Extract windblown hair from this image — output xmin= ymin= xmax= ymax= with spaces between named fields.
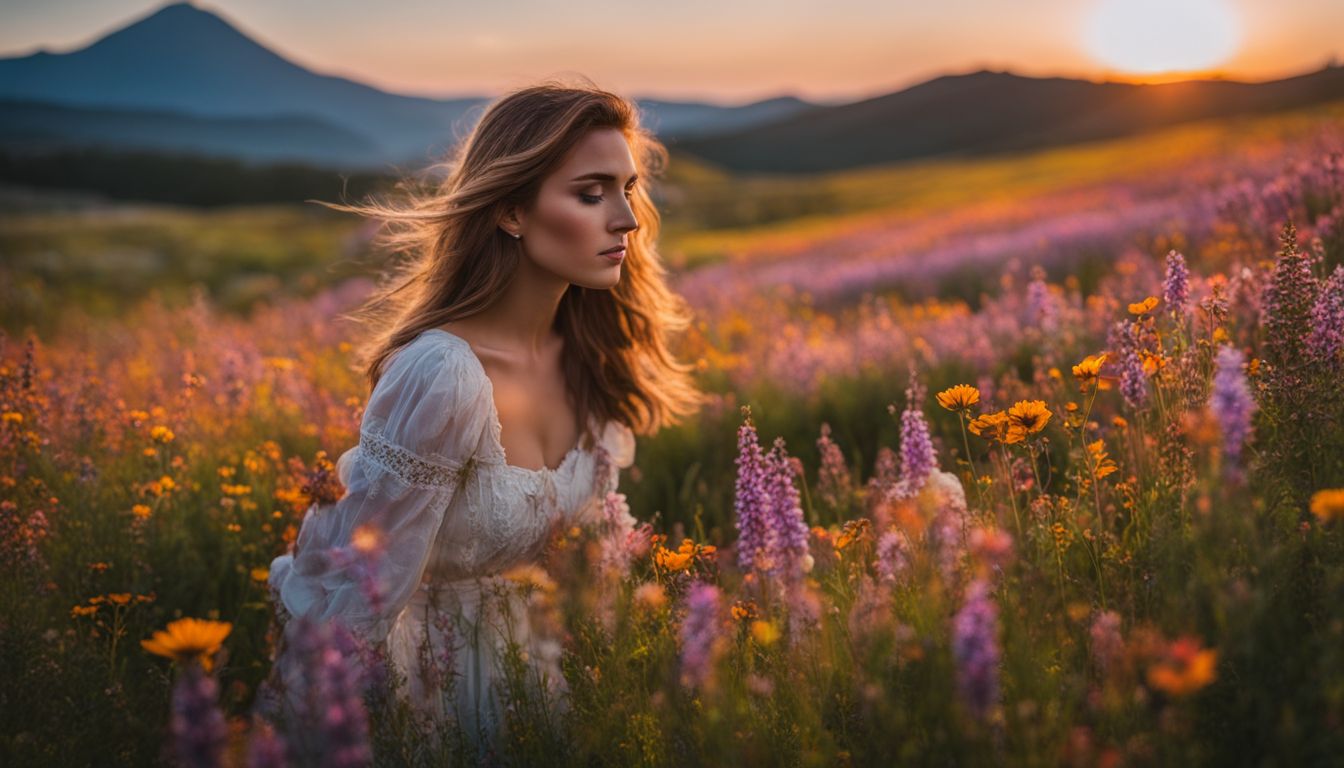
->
xmin=317 ymin=78 xmax=704 ymax=443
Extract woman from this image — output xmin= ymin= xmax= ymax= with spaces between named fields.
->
xmin=266 ymin=79 xmax=704 ymax=757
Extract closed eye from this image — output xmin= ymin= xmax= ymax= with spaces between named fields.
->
xmin=579 ymin=186 xmax=637 ymax=205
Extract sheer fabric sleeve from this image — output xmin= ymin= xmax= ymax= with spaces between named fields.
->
xmin=268 ymin=336 xmax=491 ymax=647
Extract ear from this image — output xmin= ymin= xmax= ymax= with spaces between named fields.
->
xmin=498 ymin=205 xmax=526 ymax=238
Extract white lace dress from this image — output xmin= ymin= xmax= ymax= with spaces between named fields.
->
xmin=268 ymin=328 xmax=635 ymax=748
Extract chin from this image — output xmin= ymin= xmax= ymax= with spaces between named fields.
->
xmin=572 ymin=271 xmax=622 ymax=291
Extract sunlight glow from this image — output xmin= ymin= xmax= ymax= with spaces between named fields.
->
xmin=1083 ymin=0 xmax=1241 ymax=76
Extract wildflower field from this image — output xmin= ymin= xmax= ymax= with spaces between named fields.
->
xmin=3 ymin=104 xmax=1344 ymax=766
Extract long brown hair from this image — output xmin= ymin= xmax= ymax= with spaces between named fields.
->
xmin=316 ymin=77 xmax=704 ymax=442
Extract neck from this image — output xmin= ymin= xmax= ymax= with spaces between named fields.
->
xmin=470 ymin=257 xmax=569 ymax=361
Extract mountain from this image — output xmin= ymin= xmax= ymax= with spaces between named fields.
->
xmin=0 ymin=2 xmax=815 ymax=169
xmin=671 ymin=66 xmax=1344 ymax=173
xmin=0 ymin=2 xmax=484 ymax=168
xmin=636 ymin=96 xmax=816 ymax=138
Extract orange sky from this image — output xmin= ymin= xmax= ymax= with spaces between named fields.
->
xmin=2 ymin=0 xmax=1341 ymax=103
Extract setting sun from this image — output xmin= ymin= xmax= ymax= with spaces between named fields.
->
xmin=1083 ymin=0 xmax=1241 ymax=79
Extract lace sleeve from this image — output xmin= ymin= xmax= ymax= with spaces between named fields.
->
xmin=268 ymin=334 xmax=491 ymax=647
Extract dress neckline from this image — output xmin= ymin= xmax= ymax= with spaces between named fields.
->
xmin=423 ymin=328 xmax=586 ymax=478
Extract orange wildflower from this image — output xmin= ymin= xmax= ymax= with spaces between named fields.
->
xmin=1071 ymin=352 xmax=1108 ymax=383
xmin=141 ymin=618 xmax=233 ymax=672
xmin=1087 ymin=440 xmax=1118 ymax=479
xmin=1310 ymin=489 xmax=1344 ymax=523
xmin=1006 ymin=400 xmax=1052 ymax=436
xmin=935 ymin=384 xmax=981 ymax=413
xmin=1146 ymin=637 xmax=1217 ymax=697
xmin=1128 ymin=296 xmax=1160 ymax=315
xmin=968 ymin=411 xmax=1024 ymax=444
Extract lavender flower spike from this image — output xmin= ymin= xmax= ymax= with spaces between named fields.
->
xmin=1164 ymin=249 xmax=1190 ymax=317
xmin=171 ymin=662 xmax=228 ymax=768
xmin=734 ymin=412 xmax=772 ymax=573
xmin=1109 ymin=320 xmax=1148 ymax=410
xmin=896 ymin=371 xmax=936 ymax=497
xmin=765 ymin=436 xmax=811 ymax=580
xmin=679 ymin=582 xmax=725 ymax=689
xmin=1307 ymin=264 xmax=1344 ymax=363
xmin=951 ymin=578 xmax=1002 ymax=723
xmin=1209 ymin=345 xmax=1257 ymax=479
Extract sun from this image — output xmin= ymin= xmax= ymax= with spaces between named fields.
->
xmin=1083 ymin=0 xmax=1241 ymax=79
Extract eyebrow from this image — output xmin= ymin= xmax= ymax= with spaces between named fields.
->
xmin=569 ymin=172 xmax=639 ymax=184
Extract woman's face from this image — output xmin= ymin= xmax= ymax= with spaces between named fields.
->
xmin=508 ymin=127 xmax=640 ymax=290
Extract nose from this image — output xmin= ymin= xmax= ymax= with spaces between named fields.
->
xmin=611 ymin=196 xmax=639 ymax=234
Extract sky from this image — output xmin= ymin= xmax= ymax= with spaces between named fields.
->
xmin=2 ymin=0 xmax=1341 ymax=104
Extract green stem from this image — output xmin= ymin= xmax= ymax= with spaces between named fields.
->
xmin=999 ymin=443 xmax=1023 ymax=540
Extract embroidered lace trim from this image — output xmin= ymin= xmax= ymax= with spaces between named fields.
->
xmin=359 ymin=430 xmax=467 ymax=489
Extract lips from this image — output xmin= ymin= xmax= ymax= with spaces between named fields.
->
xmin=599 ymin=244 xmax=626 ymax=255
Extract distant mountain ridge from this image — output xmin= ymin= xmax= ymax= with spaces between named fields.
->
xmin=0 ymin=2 xmax=816 ymax=168
xmin=672 ymin=66 xmax=1344 ymax=173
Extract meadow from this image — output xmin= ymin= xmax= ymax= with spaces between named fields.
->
xmin=2 ymin=102 xmax=1343 ymax=766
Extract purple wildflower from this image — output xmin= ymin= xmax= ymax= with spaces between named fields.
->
xmin=951 ymin=578 xmax=1001 ymax=723
xmin=679 ymin=582 xmax=725 ymax=689
xmin=1209 ymin=345 xmax=1257 ymax=480
xmin=896 ymin=372 xmax=936 ymax=497
xmin=171 ymin=662 xmax=228 ymax=768
xmin=765 ymin=437 xmax=811 ymax=581
xmin=875 ymin=530 xmax=909 ymax=584
xmin=1026 ymin=266 xmax=1059 ymax=332
xmin=734 ymin=413 xmax=772 ymax=573
xmin=1088 ymin=610 xmax=1124 ymax=676
xmin=276 ymin=616 xmax=372 ymax=767
xmin=816 ymin=422 xmax=853 ymax=512
xmin=1109 ymin=320 xmax=1148 ymax=410
xmin=245 ymin=716 xmax=289 ymax=768
xmin=1164 ymin=250 xmax=1190 ymax=317
xmin=1307 ymin=264 xmax=1344 ymax=363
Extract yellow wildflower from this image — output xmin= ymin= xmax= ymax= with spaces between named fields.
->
xmin=833 ymin=518 xmax=871 ymax=552
xmin=1128 ymin=296 xmax=1160 ymax=315
xmin=633 ymin=582 xmax=667 ymax=610
xmin=1310 ymin=489 xmax=1344 ymax=523
xmin=731 ymin=600 xmax=759 ymax=622
xmin=1071 ymin=352 xmax=1108 ymax=383
xmin=1087 ymin=440 xmax=1119 ymax=479
xmin=141 ymin=618 xmax=233 ymax=672
xmin=654 ymin=546 xmax=693 ymax=571
xmin=750 ymin=620 xmax=781 ymax=647
xmin=935 ymin=385 xmax=981 ymax=413
xmin=968 ymin=411 xmax=1024 ymax=444
xmin=1146 ymin=638 xmax=1217 ymax=697
xmin=1140 ymin=351 xmax=1167 ymax=376
xmin=502 ymin=563 xmax=557 ymax=593
xmin=1007 ymin=400 xmax=1052 ymax=436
